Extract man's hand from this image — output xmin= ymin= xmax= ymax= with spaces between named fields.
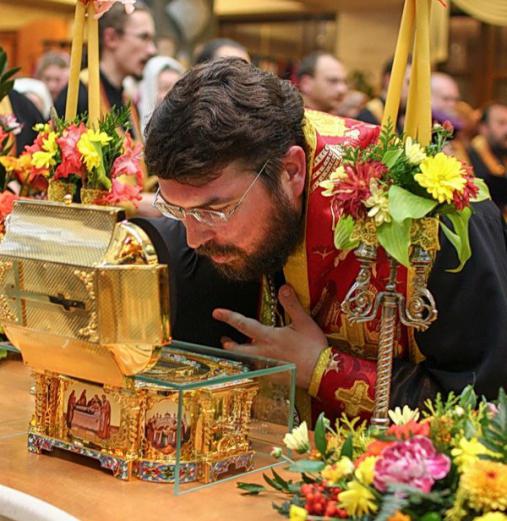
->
xmin=212 ymin=284 xmax=327 ymax=388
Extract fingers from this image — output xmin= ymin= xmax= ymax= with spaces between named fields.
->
xmin=213 ymin=308 xmax=273 ymax=343
xmin=278 ymin=284 xmax=311 ymax=328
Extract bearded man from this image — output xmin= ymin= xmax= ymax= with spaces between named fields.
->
xmin=138 ymin=59 xmax=507 ymax=425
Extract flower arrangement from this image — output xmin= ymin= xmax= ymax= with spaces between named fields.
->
xmin=0 ymin=47 xmax=22 ymax=231
xmin=1 ymin=108 xmax=143 ymax=207
xmin=238 ymin=387 xmax=507 ymax=521
xmin=320 ymin=123 xmax=489 ymax=271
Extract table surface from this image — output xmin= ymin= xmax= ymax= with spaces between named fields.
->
xmin=0 ymin=357 xmax=286 ymax=521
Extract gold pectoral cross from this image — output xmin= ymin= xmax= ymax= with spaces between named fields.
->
xmin=335 ymin=380 xmax=375 ymax=417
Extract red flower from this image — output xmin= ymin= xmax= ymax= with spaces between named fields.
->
xmin=0 ymin=190 xmax=19 ymax=222
xmin=110 ymin=132 xmax=144 ymax=186
xmin=387 ymin=420 xmax=430 ymax=440
xmin=331 ymin=161 xmax=387 ymax=219
xmin=98 ymin=178 xmax=142 ymax=206
xmin=452 ymin=162 xmax=479 ymax=211
xmin=55 ymin=123 xmax=86 ymax=180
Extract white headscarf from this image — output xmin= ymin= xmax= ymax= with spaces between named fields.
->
xmin=14 ymin=78 xmax=53 ymax=119
xmin=139 ymin=56 xmax=184 ymax=133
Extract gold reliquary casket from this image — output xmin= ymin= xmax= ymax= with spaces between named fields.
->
xmin=0 ymin=200 xmax=295 ymax=490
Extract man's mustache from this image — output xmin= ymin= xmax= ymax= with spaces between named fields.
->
xmin=196 ymin=242 xmax=244 ymax=257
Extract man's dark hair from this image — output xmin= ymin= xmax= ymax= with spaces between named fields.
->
xmin=145 ymin=58 xmax=307 ymax=189
xmin=297 ymin=51 xmax=334 ymax=80
xmin=194 ymin=38 xmax=248 ymax=65
xmin=99 ymin=2 xmax=151 ymax=52
xmin=480 ymin=102 xmax=507 ymax=125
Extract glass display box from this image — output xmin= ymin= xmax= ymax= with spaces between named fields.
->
xmin=0 ymin=200 xmax=295 ymax=494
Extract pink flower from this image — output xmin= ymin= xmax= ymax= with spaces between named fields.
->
xmin=331 ymin=161 xmax=386 ymax=219
xmin=55 ymin=123 xmax=86 ymax=180
xmin=98 ymin=178 xmax=141 ymax=206
xmin=89 ymin=0 xmax=135 ymax=19
xmin=110 ymin=133 xmax=143 ymax=186
xmin=373 ymin=436 xmax=450 ymax=493
xmin=0 ymin=190 xmax=19 ymax=221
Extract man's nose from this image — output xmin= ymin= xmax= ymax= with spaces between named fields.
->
xmin=147 ymin=40 xmax=157 ymax=57
xmin=183 ymin=217 xmax=215 ymax=249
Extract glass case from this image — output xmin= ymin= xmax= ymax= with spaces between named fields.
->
xmin=21 ymin=340 xmax=295 ymax=495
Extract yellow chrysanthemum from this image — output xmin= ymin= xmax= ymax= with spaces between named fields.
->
xmin=460 ymin=460 xmax=507 ymax=512
xmin=474 ymin=514 xmax=507 ymax=521
xmin=388 ymin=512 xmax=411 ymax=521
xmin=338 ymin=480 xmax=378 ymax=517
xmin=405 ymin=136 xmax=427 ymax=164
xmin=289 ymin=505 xmax=307 ymax=521
xmin=32 ymin=132 xmax=58 ymax=169
xmin=321 ymin=456 xmax=354 ymax=483
xmin=355 ymin=456 xmax=377 ymax=485
xmin=451 ymin=437 xmax=495 ymax=469
xmin=414 ymin=152 xmax=466 ymax=203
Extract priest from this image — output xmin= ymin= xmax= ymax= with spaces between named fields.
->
xmin=138 ymin=59 xmax=507 ymax=425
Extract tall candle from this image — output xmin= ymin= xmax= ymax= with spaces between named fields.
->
xmin=382 ymin=0 xmax=415 ymax=132
xmin=415 ymin=0 xmax=432 ymax=146
xmin=65 ymin=1 xmax=86 ymax=121
xmin=87 ymin=2 xmax=100 ymax=128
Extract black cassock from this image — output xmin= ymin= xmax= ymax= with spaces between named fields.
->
xmin=133 ymin=199 xmax=507 ymax=407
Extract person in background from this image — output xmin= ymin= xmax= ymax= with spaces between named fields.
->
xmin=357 ymin=56 xmax=411 ymax=131
xmin=194 ymin=38 xmax=250 ymax=65
xmin=35 ymin=52 xmax=70 ymax=103
xmin=139 ymin=56 xmax=184 ymax=133
xmin=14 ymin=78 xmax=52 ymax=119
xmin=431 ymin=72 xmax=460 ymax=124
xmin=296 ymin=51 xmax=348 ymax=114
xmin=336 ymin=89 xmax=368 ymax=119
xmin=468 ymin=102 xmax=507 ymax=219
xmin=55 ymin=2 xmax=156 ymax=141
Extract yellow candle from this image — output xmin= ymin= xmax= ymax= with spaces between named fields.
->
xmin=382 ymin=0 xmax=415 ymax=132
xmin=65 ymin=0 xmax=86 ymax=121
xmin=87 ymin=2 xmax=100 ymax=128
xmin=414 ymin=0 xmax=432 ymax=146
xmin=403 ymin=38 xmax=419 ymax=139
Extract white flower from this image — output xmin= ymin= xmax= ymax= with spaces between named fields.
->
xmin=405 ymin=136 xmax=427 ymax=165
xmin=388 ymin=405 xmax=420 ymax=425
xmin=283 ymin=421 xmax=310 ymax=453
xmin=364 ymin=179 xmax=391 ymax=225
xmin=270 ymin=447 xmax=283 ymax=459
xmin=319 ymin=166 xmax=347 ymax=197
xmin=454 ymin=406 xmax=465 ymax=417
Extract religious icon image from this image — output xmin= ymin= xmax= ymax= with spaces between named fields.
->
xmin=64 ymin=383 xmax=120 ymax=442
xmin=145 ymin=400 xmax=191 ymax=455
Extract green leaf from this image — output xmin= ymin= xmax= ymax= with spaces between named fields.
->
xmin=388 ymin=185 xmax=438 ymax=222
xmin=382 ymin=148 xmax=403 ymax=169
xmin=313 ymin=413 xmax=328 ymax=456
xmin=440 ymin=208 xmax=472 ymax=272
xmin=340 ymin=434 xmax=354 ymax=459
xmin=236 ymin=482 xmax=266 ymax=495
xmin=263 ymin=473 xmax=286 ymax=492
xmin=377 ymin=218 xmax=412 ymax=267
xmin=287 ymin=460 xmax=325 ymax=473
xmin=471 ymin=178 xmax=491 ymax=202
xmin=334 ymin=215 xmax=358 ymax=251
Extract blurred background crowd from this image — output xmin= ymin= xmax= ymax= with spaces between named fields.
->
xmin=0 ymin=0 xmax=506 ymax=217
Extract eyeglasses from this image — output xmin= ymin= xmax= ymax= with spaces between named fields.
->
xmin=153 ymin=160 xmax=269 ymax=226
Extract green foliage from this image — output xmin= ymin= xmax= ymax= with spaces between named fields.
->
xmin=314 ymin=413 xmax=328 ymax=456
xmin=334 ymin=215 xmax=359 ymax=251
xmin=377 ymin=218 xmax=412 ymax=267
xmin=99 ymin=104 xmax=131 ymax=176
xmin=388 ymin=185 xmax=438 ymax=222
xmin=480 ymin=388 xmax=507 ymax=461
xmin=287 ymin=460 xmax=325 ymax=474
xmin=236 ymin=482 xmax=266 ymax=495
xmin=0 ymin=47 xmax=20 ymax=103
xmin=440 ymin=208 xmax=472 ymax=272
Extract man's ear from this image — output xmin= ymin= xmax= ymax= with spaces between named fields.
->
xmin=298 ymin=75 xmax=313 ymax=97
xmin=282 ymin=145 xmax=307 ymax=199
xmin=102 ymin=27 xmax=121 ymax=51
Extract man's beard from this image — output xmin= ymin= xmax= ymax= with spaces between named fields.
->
xmin=196 ymin=191 xmax=303 ymax=281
